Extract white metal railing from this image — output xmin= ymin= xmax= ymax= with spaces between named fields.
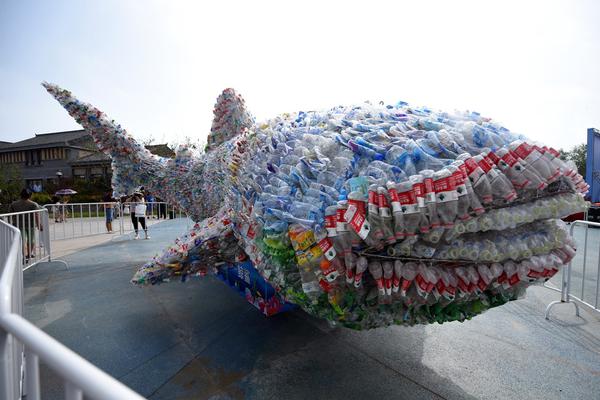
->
xmin=0 ymin=219 xmax=146 ymax=400
xmin=0 ymin=219 xmax=23 ymax=400
xmin=546 ymin=220 xmax=600 ymax=319
xmin=0 ymin=209 xmax=67 ymax=271
xmin=44 ymin=201 xmax=191 ymax=240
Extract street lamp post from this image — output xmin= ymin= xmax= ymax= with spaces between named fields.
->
xmin=56 ymin=170 xmax=63 ymax=189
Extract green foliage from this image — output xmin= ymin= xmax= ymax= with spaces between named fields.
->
xmin=0 ymin=165 xmax=23 ymax=204
xmin=71 ymin=193 xmax=103 ymax=203
xmin=561 ymin=143 xmax=587 ymax=177
xmin=31 ymin=192 xmax=52 ymax=205
xmin=72 ymin=176 xmax=111 ymax=197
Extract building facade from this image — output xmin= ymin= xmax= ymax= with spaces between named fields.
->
xmin=0 ymin=130 xmax=174 ymax=192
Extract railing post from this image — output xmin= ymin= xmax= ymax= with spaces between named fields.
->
xmin=119 ymin=203 xmax=124 ymax=235
xmin=25 ymin=350 xmax=41 ymax=400
xmin=65 ymin=381 xmax=83 ymax=400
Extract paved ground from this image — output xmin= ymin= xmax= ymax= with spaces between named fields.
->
xmin=24 ymin=220 xmax=600 ymax=400
xmin=48 ymin=216 xmax=190 ymax=258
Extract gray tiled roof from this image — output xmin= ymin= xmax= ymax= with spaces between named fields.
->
xmin=70 ymin=152 xmax=111 ymax=164
xmin=0 ymin=129 xmax=88 ymax=151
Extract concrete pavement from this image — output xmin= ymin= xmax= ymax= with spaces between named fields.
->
xmin=24 ymin=219 xmax=600 ymax=400
xmin=48 ymin=216 xmax=189 ymax=258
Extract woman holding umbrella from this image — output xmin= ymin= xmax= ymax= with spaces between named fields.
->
xmin=54 ymin=189 xmax=77 ymax=221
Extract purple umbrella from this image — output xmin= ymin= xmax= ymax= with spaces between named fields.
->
xmin=55 ymin=189 xmax=77 ymax=196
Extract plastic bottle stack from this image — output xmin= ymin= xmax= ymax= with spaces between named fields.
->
xmin=44 ymin=82 xmax=589 ymax=330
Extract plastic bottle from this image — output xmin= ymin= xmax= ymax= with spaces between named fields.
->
xmin=509 ymin=141 xmax=560 ymax=184
xmin=367 ymin=184 xmax=385 ymax=243
xmin=421 ymin=169 xmax=445 ymax=243
xmin=344 ymin=252 xmax=357 ymax=285
xmin=338 ymin=197 xmax=362 ymax=248
xmin=542 ymin=146 xmax=574 ymax=177
xmin=377 ymin=186 xmax=397 ymax=244
xmin=458 ymin=164 xmax=485 ymax=215
xmin=385 ymin=145 xmax=417 ymax=176
xmin=481 ymin=150 xmax=517 ymax=200
xmin=346 ymin=191 xmax=381 ymax=249
xmin=400 ymin=262 xmax=419 ymax=299
xmin=433 ymin=169 xmax=458 ymax=227
xmin=494 ymin=147 xmax=546 ymax=190
xmin=447 ymin=164 xmax=470 ymax=220
xmin=396 ymin=180 xmax=422 ymax=235
xmin=368 ymin=260 xmax=385 ymax=302
xmin=409 ymin=174 xmax=431 ymax=232
xmin=457 ymin=153 xmax=493 ymax=204
xmin=335 ymin=201 xmax=353 ymax=256
xmin=382 ymin=261 xmax=394 ymax=300
xmin=386 ymin=181 xmax=405 ymax=240
xmin=415 ymin=263 xmax=435 ymax=300
xmin=354 ymin=256 xmax=369 ymax=288
xmin=473 ymin=154 xmax=517 ymax=202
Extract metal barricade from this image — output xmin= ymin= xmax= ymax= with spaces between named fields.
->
xmin=0 ymin=219 xmax=145 ymax=400
xmin=44 ymin=202 xmax=119 ymax=240
xmin=44 ymin=202 xmax=191 ymax=241
xmin=546 ymin=220 xmax=600 ymax=319
xmin=0 ymin=209 xmax=67 ymax=271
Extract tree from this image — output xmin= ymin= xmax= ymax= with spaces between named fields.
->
xmin=140 ymin=135 xmax=156 ymax=146
xmin=0 ymin=165 xmax=23 ymax=204
xmin=561 ymin=143 xmax=587 ymax=177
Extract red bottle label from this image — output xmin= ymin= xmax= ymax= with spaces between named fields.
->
xmin=501 ymin=152 xmax=518 ymax=167
xmin=513 ymin=142 xmax=533 ymax=159
xmin=478 ymin=157 xmax=492 ymax=173
xmin=487 ymin=151 xmax=500 ymax=164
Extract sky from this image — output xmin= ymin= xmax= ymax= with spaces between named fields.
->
xmin=1 ymin=0 xmax=599 ymax=150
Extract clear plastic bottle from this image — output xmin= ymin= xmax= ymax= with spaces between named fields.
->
xmin=386 ymin=181 xmax=406 ymax=240
xmin=382 ymin=261 xmax=394 ymax=300
xmin=344 ymin=252 xmax=357 ymax=285
xmin=509 ymin=140 xmax=560 ymax=184
xmin=447 ymin=164 xmax=470 ymax=220
xmin=368 ymin=260 xmax=385 ymax=302
xmin=400 ymin=262 xmax=419 ymax=299
xmin=409 ymin=174 xmax=431 ymax=232
xmin=542 ymin=146 xmax=574 ymax=177
xmin=433 ymin=169 xmax=458 ymax=227
xmin=472 ymin=154 xmax=516 ymax=202
xmin=367 ymin=184 xmax=385 ymax=243
xmin=457 ymin=153 xmax=493 ymax=204
xmin=421 ymin=169 xmax=445 ymax=243
xmin=397 ymin=180 xmax=422 ymax=235
xmin=377 ymin=186 xmax=397 ymax=244
xmin=354 ymin=256 xmax=369 ymax=288
xmin=392 ymin=260 xmax=403 ymax=297
xmin=346 ymin=191 xmax=381 ymax=249
xmin=494 ymin=148 xmax=546 ymax=190
xmin=385 ymin=145 xmax=416 ymax=176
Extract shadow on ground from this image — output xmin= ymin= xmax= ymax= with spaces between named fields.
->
xmin=24 ymin=220 xmax=600 ymax=400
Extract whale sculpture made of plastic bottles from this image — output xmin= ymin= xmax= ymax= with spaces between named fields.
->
xmin=44 ymin=82 xmax=587 ymax=329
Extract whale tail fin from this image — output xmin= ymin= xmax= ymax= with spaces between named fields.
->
xmin=42 ymin=82 xmax=168 ymax=197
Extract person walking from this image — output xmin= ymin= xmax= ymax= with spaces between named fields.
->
xmin=102 ymin=191 xmax=116 ymax=233
xmin=156 ymin=196 xmax=167 ymax=219
xmin=51 ymin=195 xmax=63 ymax=222
xmin=129 ymin=192 xmax=149 ymax=239
xmin=9 ymin=188 xmax=42 ymax=261
xmin=145 ymin=192 xmax=155 ymax=218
